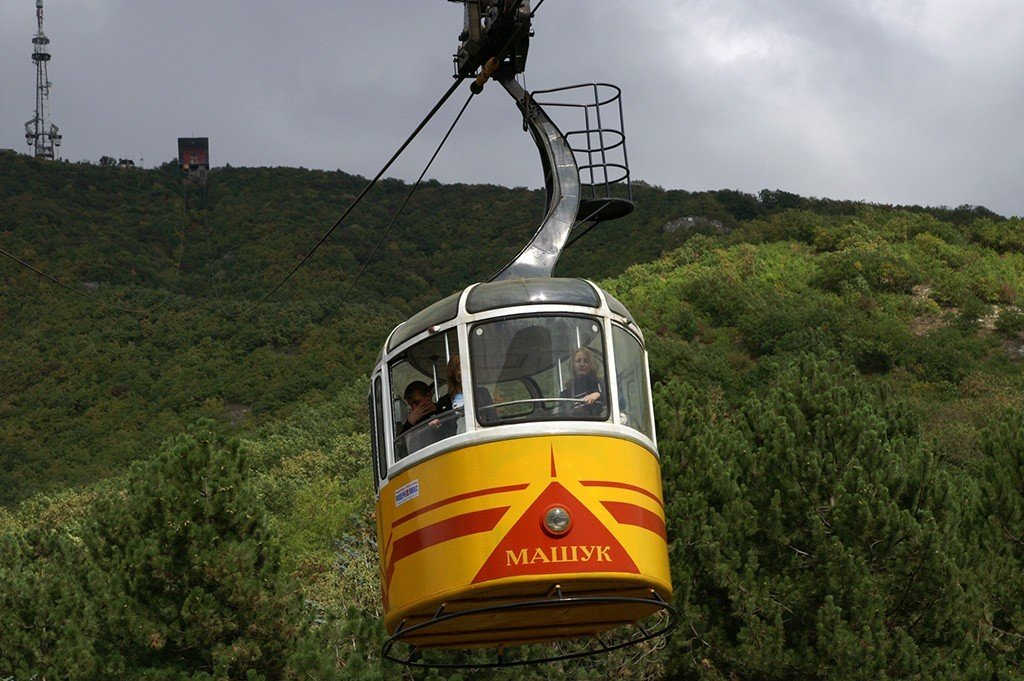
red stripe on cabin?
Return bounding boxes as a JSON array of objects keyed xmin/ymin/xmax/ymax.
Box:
[
  {"xmin": 392, "ymin": 483, "xmax": 528, "ymax": 529},
  {"xmin": 580, "ymin": 480, "xmax": 664, "ymax": 509},
  {"xmin": 601, "ymin": 501, "xmax": 667, "ymax": 541},
  {"xmin": 386, "ymin": 506, "xmax": 509, "ymax": 587}
]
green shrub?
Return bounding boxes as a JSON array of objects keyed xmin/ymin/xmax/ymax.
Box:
[
  {"xmin": 658, "ymin": 355, "xmax": 987, "ymax": 678},
  {"xmin": 737, "ymin": 210, "xmax": 823, "ymax": 245},
  {"xmin": 647, "ymin": 335, "xmax": 740, "ymax": 393},
  {"xmin": 735, "ymin": 291, "xmax": 840, "ymax": 356},
  {"xmin": 0, "ymin": 530, "xmax": 99, "ymax": 679},
  {"xmin": 80, "ymin": 422, "xmax": 328, "ymax": 679},
  {"xmin": 977, "ymin": 410, "xmax": 1024, "ymax": 673},
  {"xmin": 996, "ymin": 307, "xmax": 1024, "ymax": 337},
  {"xmin": 813, "ymin": 245, "xmax": 921, "ymax": 295},
  {"xmin": 913, "ymin": 232, "xmax": 968, "ymax": 268},
  {"xmin": 968, "ymin": 217, "xmax": 1024, "ymax": 253},
  {"xmin": 903, "ymin": 327, "xmax": 984, "ymax": 384},
  {"xmin": 684, "ymin": 271, "xmax": 754, "ymax": 326},
  {"xmin": 955, "ymin": 295, "xmax": 991, "ymax": 332}
]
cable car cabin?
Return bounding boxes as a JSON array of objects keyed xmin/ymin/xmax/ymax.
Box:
[{"xmin": 369, "ymin": 277, "xmax": 672, "ymax": 652}]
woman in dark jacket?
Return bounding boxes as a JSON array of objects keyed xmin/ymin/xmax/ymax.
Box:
[{"xmin": 560, "ymin": 347, "xmax": 604, "ymax": 417}]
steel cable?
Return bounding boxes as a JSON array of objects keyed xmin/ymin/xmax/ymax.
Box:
[{"xmin": 241, "ymin": 76, "xmax": 468, "ymax": 316}]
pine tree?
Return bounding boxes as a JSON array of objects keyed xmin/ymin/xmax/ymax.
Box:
[
  {"xmin": 81, "ymin": 422, "xmax": 311, "ymax": 679},
  {"xmin": 658, "ymin": 355, "xmax": 987, "ymax": 678},
  {"xmin": 978, "ymin": 410, "xmax": 1024, "ymax": 675},
  {"xmin": 0, "ymin": 529, "xmax": 99, "ymax": 679}
]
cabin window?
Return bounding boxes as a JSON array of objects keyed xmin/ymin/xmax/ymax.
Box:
[
  {"xmin": 612, "ymin": 325, "xmax": 654, "ymax": 440},
  {"xmin": 470, "ymin": 315, "xmax": 609, "ymax": 425},
  {"xmin": 372, "ymin": 376, "xmax": 387, "ymax": 486},
  {"xmin": 368, "ymin": 392, "xmax": 378, "ymax": 484},
  {"xmin": 388, "ymin": 328, "xmax": 459, "ymax": 460}
]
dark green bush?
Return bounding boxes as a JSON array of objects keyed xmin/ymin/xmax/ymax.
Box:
[
  {"xmin": 735, "ymin": 291, "xmax": 841, "ymax": 356},
  {"xmin": 976, "ymin": 410, "xmax": 1024, "ymax": 674},
  {"xmin": 903, "ymin": 327, "xmax": 984, "ymax": 384},
  {"xmin": 968, "ymin": 217, "xmax": 1024, "ymax": 253},
  {"xmin": 813, "ymin": 246, "xmax": 921, "ymax": 295},
  {"xmin": 658, "ymin": 355, "xmax": 987, "ymax": 678},
  {"xmin": 78, "ymin": 423, "xmax": 329, "ymax": 679},
  {"xmin": 0, "ymin": 531, "xmax": 99, "ymax": 679},
  {"xmin": 684, "ymin": 272, "xmax": 754, "ymax": 326},
  {"xmin": 955, "ymin": 295, "xmax": 991, "ymax": 332},
  {"xmin": 995, "ymin": 307, "xmax": 1024, "ymax": 337}
]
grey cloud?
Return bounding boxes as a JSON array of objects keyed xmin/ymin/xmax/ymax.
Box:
[{"xmin": 2, "ymin": 1, "xmax": 1021, "ymax": 216}]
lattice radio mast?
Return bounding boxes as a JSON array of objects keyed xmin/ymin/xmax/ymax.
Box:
[{"xmin": 25, "ymin": 0, "xmax": 61, "ymax": 159}]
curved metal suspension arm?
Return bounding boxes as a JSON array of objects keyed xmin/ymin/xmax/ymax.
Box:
[{"xmin": 490, "ymin": 76, "xmax": 580, "ymax": 281}]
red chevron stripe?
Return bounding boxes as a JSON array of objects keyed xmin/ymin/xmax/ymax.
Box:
[
  {"xmin": 391, "ymin": 483, "xmax": 529, "ymax": 529},
  {"xmin": 581, "ymin": 480, "xmax": 664, "ymax": 509},
  {"xmin": 601, "ymin": 500, "xmax": 667, "ymax": 541},
  {"xmin": 386, "ymin": 506, "xmax": 509, "ymax": 587}
]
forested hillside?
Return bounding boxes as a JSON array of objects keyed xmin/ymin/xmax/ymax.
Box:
[
  {"xmin": 2, "ymin": 153, "xmax": 1023, "ymax": 678},
  {"xmin": 0, "ymin": 153, "xmax": 758, "ymax": 504}
]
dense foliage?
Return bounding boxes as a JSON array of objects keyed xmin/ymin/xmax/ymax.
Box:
[
  {"xmin": 2, "ymin": 153, "xmax": 1024, "ymax": 678},
  {"xmin": 0, "ymin": 154, "xmax": 763, "ymax": 504},
  {"xmin": 0, "ymin": 423, "xmax": 337, "ymax": 679},
  {"xmin": 660, "ymin": 357, "xmax": 984, "ymax": 677}
]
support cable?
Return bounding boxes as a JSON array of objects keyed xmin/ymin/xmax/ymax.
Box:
[
  {"xmin": 563, "ymin": 199, "xmax": 613, "ymax": 249},
  {"xmin": 1, "ymin": 1, "xmax": 545, "ymax": 321},
  {"xmin": 2, "ymin": 176, "xmax": 197, "ymax": 319},
  {"xmin": 242, "ymin": 75, "xmax": 468, "ymax": 316},
  {"xmin": 306, "ymin": 92, "xmax": 477, "ymax": 350},
  {"xmin": 0, "ymin": 246, "xmax": 139, "ymax": 314},
  {"xmin": 303, "ymin": 0, "xmax": 550, "ymax": 348}
]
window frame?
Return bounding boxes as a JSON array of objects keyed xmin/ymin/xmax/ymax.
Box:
[
  {"xmin": 368, "ymin": 391, "xmax": 378, "ymax": 486},
  {"xmin": 371, "ymin": 374, "xmax": 388, "ymax": 491},
  {"xmin": 373, "ymin": 287, "xmax": 660, "ymax": 481},
  {"xmin": 386, "ymin": 324, "xmax": 460, "ymax": 462},
  {"xmin": 610, "ymin": 322, "xmax": 656, "ymax": 442}
]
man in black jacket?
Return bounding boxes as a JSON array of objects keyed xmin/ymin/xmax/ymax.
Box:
[{"xmin": 400, "ymin": 381, "xmax": 438, "ymax": 434}]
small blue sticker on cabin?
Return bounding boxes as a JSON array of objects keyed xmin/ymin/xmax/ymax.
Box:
[{"xmin": 395, "ymin": 480, "xmax": 420, "ymax": 507}]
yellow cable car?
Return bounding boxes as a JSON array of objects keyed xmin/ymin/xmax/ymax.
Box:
[
  {"xmin": 369, "ymin": 279, "xmax": 672, "ymax": 664},
  {"xmin": 368, "ymin": 2, "xmax": 674, "ymax": 666}
]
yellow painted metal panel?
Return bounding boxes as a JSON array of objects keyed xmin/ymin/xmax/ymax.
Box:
[{"xmin": 376, "ymin": 435, "xmax": 671, "ymax": 639}]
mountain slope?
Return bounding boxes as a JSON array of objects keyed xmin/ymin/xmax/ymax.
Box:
[{"xmin": 2, "ymin": 156, "xmax": 1023, "ymax": 675}]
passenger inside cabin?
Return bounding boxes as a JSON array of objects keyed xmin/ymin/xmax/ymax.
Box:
[
  {"xmin": 560, "ymin": 347, "xmax": 604, "ymax": 417},
  {"xmin": 400, "ymin": 381, "xmax": 438, "ymax": 434},
  {"xmin": 435, "ymin": 355, "xmax": 464, "ymax": 414},
  {"xmin": 433, "ymin": 354, "xmax": 494, "ymax": 429}
]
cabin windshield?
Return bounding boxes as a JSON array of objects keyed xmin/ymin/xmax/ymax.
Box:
[{"xmin": 470, "ymin": 315, "xmax": 609, "ymax": 426}]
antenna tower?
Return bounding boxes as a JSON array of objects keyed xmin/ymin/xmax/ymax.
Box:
[{"xmin": 25, "ymin": 0, "xmax": 61, "ymax": 159}]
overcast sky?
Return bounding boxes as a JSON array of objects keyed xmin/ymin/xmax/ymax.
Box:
[{"xmin": 2, "ymin": 1, "xmax": 1022, "ymax": 217}]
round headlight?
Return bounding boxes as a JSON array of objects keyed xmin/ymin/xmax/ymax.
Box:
[{"xmin": 543, "ymin": 505, "xmax": 571, "ymax": 536}]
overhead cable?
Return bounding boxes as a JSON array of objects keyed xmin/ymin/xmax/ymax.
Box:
[
  {"xmin": 308, "ymin": 92, "xmax": 478, "ymax": 350},
  {"xmin": 246, "ymin": 0, "xmax": 548, "ymax": 316},
  {"xmin": 243, "ymin": 75, "xmax": 468, "ymax": 315},
  {"xmin": 564, "ymin": 199, "xmax": 614, "ymax": 249},
  {"xmin": 0, "ymin": 245, "xmax": 139, "ymax": 314}
]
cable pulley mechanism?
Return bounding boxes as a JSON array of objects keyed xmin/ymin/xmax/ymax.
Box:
[
  {"xmin": 449, "ymin": 0, "xmax": 532, "ymax": 79},
  {"xmin": 470, "ymin": 57, "xmax": 501, "ymax": 94}
]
